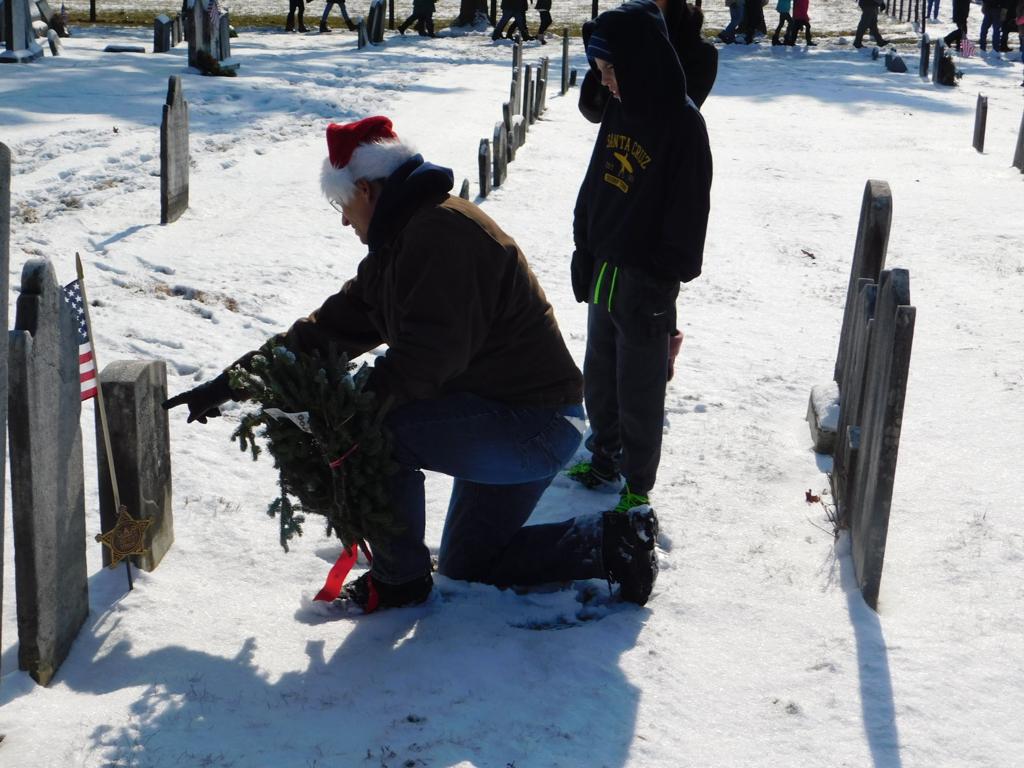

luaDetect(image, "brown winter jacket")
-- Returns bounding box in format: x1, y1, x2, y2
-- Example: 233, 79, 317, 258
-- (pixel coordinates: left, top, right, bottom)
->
261, 157, 582, 411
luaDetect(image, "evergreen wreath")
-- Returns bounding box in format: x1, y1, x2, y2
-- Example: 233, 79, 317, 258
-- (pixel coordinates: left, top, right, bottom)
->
228, 341, 399, 552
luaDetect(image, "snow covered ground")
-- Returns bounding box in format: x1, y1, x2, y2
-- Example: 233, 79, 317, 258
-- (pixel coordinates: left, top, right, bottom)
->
2, 22, 1024, 768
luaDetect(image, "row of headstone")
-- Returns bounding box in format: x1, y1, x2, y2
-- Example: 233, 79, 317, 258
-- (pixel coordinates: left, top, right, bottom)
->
154, 12, 184, 54
479, 46, 553, 199
806, 179, 915, 611
161, 76, 190, 224
1, 0, 44, 63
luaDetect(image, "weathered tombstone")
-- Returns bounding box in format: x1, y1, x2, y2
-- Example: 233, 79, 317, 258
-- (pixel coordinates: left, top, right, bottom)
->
8, 259, 89, 686
511, 114, 525, 151
1, 0, 44, 62
536, 73, 547, 116
510, 72, 521, 117
160, 75, 189, 225
501, 101, 511, 134
561, 29, 569, 94
367, 0, 384, 43
1014, 109, 1024, 173
834, 180, 891, 384
459, 178, 470, 199
570, 68, 577, 87
972, 93, 987, 153
356, 17, 367, 47
173, 12, 182, 43
525, 67, 535, 127
918, 33, 930, 78
218, 12, 230, 59
95, 361, 174, 572
0, 142, 10, 685
492, 121, 508, 188
154, 13, 173, 53
884, 50, 906, 72
104, 44, 146, 53
512, 39, 520, 70
181, 0, 190, 40
832, 278, 876, 499
871, 45, 880, 60
931, 37, 944, 83
478, 138, 491, 198
847, 268, 915, 610
187, 0, 238, 73
34, 0, 54, 27
45, 26, 59, 53
0, 0, 6, 42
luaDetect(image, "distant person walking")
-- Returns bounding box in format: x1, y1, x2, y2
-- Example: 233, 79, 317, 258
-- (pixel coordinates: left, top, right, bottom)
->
772, 0, 792, 44
943, 0, 970, 49
398, 0, 437, 36
535, 0, 553, 43
784, 0, 814, 44
319, 0, 358, 32
927, 0, 939, 18
492, 0, 533, 39
286, 0, 309, 31
853, 0, 888, 47
718, 0, 745, 42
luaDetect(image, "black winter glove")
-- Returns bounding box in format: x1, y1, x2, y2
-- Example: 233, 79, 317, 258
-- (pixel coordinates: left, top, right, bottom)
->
162, 372, 234, 424
570, 249, 594, 303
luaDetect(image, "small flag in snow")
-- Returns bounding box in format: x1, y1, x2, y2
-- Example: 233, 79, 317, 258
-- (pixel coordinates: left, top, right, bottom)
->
61, 278, 98, 401
960, 37, 976, 57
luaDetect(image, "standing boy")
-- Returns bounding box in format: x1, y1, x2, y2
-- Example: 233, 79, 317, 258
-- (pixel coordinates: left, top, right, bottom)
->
569, 0, 712, 516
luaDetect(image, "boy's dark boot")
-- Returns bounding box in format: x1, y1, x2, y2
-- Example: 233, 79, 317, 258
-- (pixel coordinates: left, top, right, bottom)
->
602, 505, 659, 606
337, 572, 433, 614
285, 11, 295, 30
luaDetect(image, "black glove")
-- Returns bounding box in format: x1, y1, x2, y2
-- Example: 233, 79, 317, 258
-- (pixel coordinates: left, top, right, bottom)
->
162, 373, 234, 424
570, 249, 595, 304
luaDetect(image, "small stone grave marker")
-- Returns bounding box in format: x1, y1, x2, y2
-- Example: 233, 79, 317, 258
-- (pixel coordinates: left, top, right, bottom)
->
160, 75, 189, 225
46, 27, 59, 53
972, 93, 987, 153
884, 50, 906, 72
478, 138, 491, 198
459, 178, 469, 199
95, 361, 174, 572
492, 121, 508, 188
154, 13, 173, 53
104, 44, 146, 53
1014, 109, 1024, 173
918, 33, 930, 78
0, 142, 11, 685
561, 29, 569, 94
357, 17, 367, 47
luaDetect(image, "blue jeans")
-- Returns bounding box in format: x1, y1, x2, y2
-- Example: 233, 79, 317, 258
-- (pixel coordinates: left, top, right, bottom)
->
722, 4, 744, 40
927, 0, 939, 17
370, 393, 597, 587
980, 10, 1002, 48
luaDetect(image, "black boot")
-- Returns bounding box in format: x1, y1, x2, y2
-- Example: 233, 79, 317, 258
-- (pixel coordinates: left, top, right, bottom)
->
602, 506, 659, 606
319, 21, 331, 31
337, 572, 433, 614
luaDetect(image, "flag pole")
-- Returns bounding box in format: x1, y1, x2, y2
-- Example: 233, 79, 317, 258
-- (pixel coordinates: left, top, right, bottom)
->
75, 252, 133, 591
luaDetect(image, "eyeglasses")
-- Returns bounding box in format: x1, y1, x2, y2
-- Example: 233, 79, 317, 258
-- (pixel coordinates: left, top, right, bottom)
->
329, 199, 345, 213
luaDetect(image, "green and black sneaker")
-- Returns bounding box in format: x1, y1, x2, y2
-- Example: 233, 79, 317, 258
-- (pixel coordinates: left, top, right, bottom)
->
565, 460, 621, 490
602, 504, 659, 606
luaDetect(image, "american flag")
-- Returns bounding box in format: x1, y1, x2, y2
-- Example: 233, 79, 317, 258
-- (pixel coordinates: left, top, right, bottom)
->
960, 37, 976, 57
62, 279, 98, 401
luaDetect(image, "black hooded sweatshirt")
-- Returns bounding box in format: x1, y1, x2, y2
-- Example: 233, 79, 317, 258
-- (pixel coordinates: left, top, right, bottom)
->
573, 0, 712, 289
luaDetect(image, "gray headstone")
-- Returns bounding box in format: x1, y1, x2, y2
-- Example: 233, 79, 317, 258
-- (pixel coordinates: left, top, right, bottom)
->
972, 93, 987, 153
511, 39, 520, 70
0, 143, 10, 687
871, 45, 880, 60
154, 13, 173, 53
367, 0, 384, 42
95, 361, 174, 572
1014, 109, 1024, 172
501, 101, 511, 134
186, 0, 205, 67
524, 65, 534, 128
8, 259, 89, 686
931, 37, 944, 83
492, 121, 507, 188
45, 26, 58, 53
218, 12, 230, 59
833, 277, 876, 510
356, 17, 367, 47
834, 179, 891, 384
570, 68, 577, 87
173, 12, 182, 43
561, 28, 569, 94
511, 114, 525, 151
536, 74, 547, 117
918, 33, 930, 78
1, 0, 44, 63
459, 178, 469, 200
104, 44, 146, 53
884, 51, 906, 72
806, 380, 839, 454
848, 269, 915, 610
0, 0, 6, 42
478, 138, 491, 198
160, 75, 189, 225
509, 77, 519, 119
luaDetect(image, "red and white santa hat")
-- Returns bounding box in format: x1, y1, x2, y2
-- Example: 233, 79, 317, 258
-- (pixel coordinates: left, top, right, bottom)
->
320, 116, 417, 205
